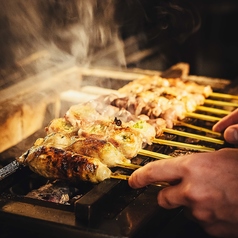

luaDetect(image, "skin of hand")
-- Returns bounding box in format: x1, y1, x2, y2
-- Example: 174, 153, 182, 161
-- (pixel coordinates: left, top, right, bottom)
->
128, 148, 238, 238
213, 108, 238, 145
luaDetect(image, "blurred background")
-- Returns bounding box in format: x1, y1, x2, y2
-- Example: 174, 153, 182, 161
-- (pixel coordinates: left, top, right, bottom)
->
179, 0, 238, 80
0, 0, 238, 87
118, 0, 238, 81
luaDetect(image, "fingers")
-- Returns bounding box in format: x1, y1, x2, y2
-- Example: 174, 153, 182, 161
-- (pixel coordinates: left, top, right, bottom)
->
128, 159, 187, 209
128, 158, 182, 189
223, 125, 238, 144
157, 184, 186, 209
213, 108, 238, 132
212, 108, 238, 144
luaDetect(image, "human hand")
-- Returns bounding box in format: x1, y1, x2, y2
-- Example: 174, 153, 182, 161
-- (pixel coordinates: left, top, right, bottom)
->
128, 148, 238, 237
213, 108, 238, 145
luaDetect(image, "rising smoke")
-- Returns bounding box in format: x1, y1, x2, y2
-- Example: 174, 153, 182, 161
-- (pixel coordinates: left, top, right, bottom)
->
0, 0, 200, 87
0, 1, 125, 71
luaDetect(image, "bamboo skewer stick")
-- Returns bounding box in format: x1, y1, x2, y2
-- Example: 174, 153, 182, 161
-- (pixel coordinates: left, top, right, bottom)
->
210, 92, 238, 101
116, 163, 141, 169
196, 106, 230, 115
204, 99, 238, 107
162, 128, 224, 145
185, 112, 222, 122
138, 149, 172, 159
152, 138, 215, 152
174, 121, 222, 137
110, 173, 170, 187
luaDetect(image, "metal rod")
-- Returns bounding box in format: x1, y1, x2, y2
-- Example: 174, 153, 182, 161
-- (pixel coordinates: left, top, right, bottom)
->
0, 160, 20, 181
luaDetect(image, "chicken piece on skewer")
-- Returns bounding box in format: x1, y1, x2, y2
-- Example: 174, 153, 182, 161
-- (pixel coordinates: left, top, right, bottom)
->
128, 119, 156, 144
168, 78, 213, 97
31, 132, 131, 167
33, 131, 78, 149
65, 100, 156, 147
118, 75, 170, 94
135, 86, 206, 114
111, 93, 182, 129
119, 74, 213, 98
66, 136, 131, 167
65, 100, 110, 128
65, 98, 140, 126
17, 146, 111, 183
110, 95, 146, 117
146, 118, 167, 136
80, 120, 143, 159
45, 117, 77, 135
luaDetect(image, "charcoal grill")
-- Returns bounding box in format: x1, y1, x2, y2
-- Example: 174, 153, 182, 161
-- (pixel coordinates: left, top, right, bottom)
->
0, 65, 237, 238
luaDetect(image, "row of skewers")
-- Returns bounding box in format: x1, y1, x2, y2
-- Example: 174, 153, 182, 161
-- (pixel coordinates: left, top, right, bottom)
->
16, 72, 238, 184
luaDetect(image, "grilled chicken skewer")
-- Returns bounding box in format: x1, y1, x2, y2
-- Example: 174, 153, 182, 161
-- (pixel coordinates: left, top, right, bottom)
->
23, 132, 131, 167
118, 75, 212, 97
17, 146, 111, 183
66, 137, 131, 166
110, 90, 210, 129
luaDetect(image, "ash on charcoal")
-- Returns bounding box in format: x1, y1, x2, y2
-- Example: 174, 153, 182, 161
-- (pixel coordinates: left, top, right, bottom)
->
25, 180, 82, 205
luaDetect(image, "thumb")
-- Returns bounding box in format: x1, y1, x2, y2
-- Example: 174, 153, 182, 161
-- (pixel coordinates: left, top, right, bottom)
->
224, 125, 238, 144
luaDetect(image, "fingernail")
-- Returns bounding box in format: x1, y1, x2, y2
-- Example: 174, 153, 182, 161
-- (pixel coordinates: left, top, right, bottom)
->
233, 129, 238, 141
228, 128, 238, 141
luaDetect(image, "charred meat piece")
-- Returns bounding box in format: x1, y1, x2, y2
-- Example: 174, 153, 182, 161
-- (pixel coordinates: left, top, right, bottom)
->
31, 132, 131, 167
17, 131, 126, 183
79, 121, 143, 159
66, 137, 131, 167
17, 146, 111, 183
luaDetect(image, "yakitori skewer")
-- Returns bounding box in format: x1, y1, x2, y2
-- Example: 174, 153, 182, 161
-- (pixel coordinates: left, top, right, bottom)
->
162, 128, 224, 145
152, 138, 215, 152
138, 149, 172, 159
196, 106, 230, 115
185, 112, 222, 122
204, 99, 238, 108
110, 173, 170, 188
210, 92, 238, 101
174, 121, 222, 137
116, 162, 141, 169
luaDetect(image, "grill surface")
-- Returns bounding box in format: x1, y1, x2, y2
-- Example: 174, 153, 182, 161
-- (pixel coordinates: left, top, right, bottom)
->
0, 66, 237, 238
0, 118, 231, 238
0, 141, 178, 238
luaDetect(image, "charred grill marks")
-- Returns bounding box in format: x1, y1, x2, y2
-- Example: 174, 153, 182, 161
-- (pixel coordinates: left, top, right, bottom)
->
22, 146, 104, 183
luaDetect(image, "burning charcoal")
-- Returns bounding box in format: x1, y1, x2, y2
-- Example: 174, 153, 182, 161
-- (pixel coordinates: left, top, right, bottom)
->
26, 180, 81, 205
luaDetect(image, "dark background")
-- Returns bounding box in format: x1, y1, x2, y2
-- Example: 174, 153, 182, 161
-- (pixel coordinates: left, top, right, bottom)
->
122, 0, 238, 81
179, 0, 238, 80
0, 0, 238, 85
